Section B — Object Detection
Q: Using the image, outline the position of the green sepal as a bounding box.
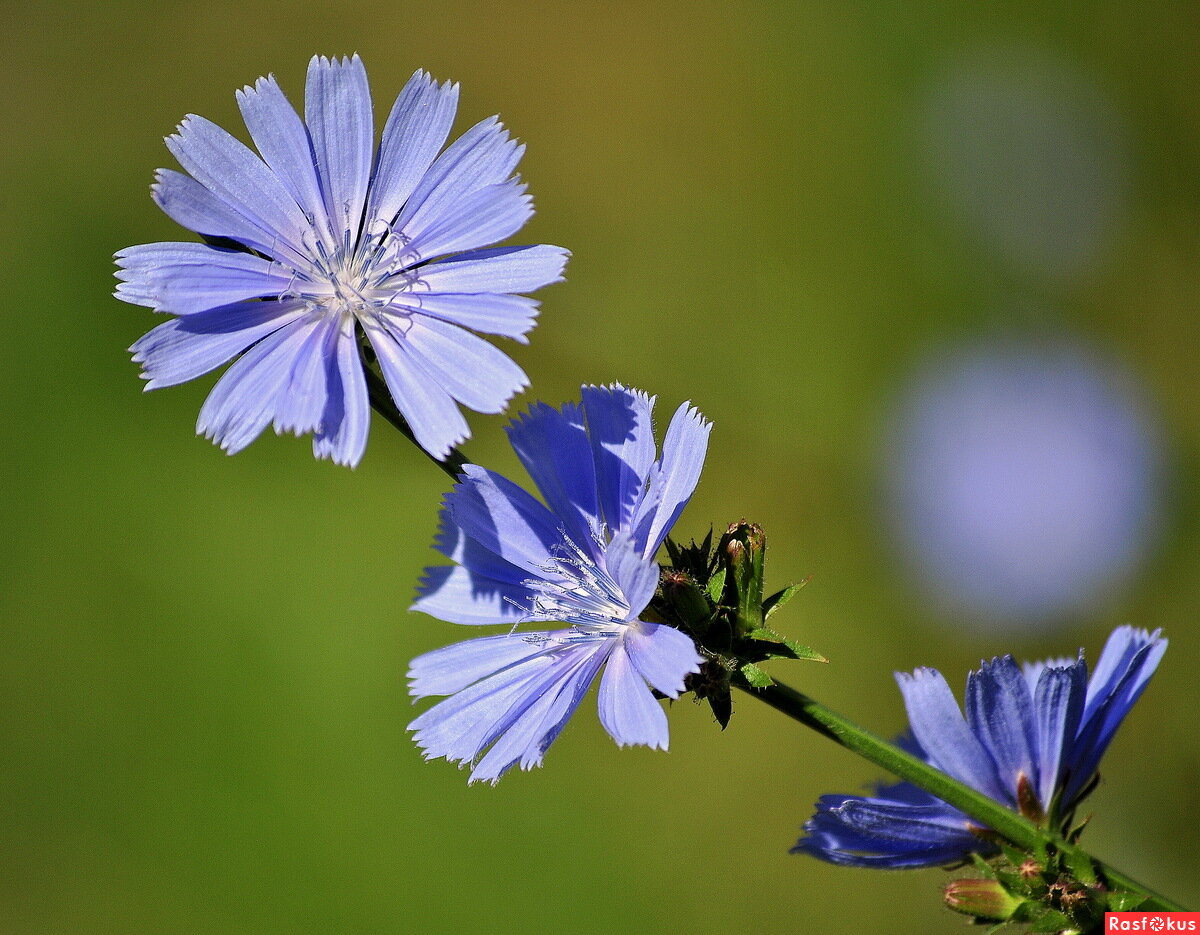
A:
[763,578,810,620]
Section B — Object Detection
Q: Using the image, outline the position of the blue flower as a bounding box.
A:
[115,55,568,466]
[407,385,711,784]
[794,625,1166,868]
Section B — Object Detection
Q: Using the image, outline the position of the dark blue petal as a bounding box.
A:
[794,789,988,868]
[1031,658,1086,810]
[897,668,1006,801]
[1065,626,1167,803]
[580,385,657,537]
[505,401,602,556]
[965,655,1038,805]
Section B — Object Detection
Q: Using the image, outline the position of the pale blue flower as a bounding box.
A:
[795,626,1166,868]
[408,385,711,783]
[116,55,568,466]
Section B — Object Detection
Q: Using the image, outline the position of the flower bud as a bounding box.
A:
[943,878,1022,921]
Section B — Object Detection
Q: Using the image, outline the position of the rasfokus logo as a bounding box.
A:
[1107,913,1200,931]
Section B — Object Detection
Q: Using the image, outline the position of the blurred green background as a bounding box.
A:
[3,2,1198,931]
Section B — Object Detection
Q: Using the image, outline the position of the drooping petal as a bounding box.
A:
[794,791,986,868]
[410,564,529,626]
[504,401,601,555]
[597,641,670,749]
[621,620,702,698]
[129,299,308,390]
[362,318,470,459]
[393,315,528,414]
[166,114,311,257]
[408,637,609,780]
[581,384,657,534]
[896,668,1006,801]
[401,292,539,342]
[470,641,610,783]
[114,242,299,314]
[408,630,560,697]
[631,400,712,556]
[311,318,370,467]
[235,74,333,251]
[1031,659,1086,810]
[415,244,569,294]
[965,656,1039,802]
[304,54,373,241]
[195,314,324,454]
[366,69,459,230]
[430,507,529,584]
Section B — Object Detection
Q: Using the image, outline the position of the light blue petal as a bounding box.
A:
[581,384,657,535]
[269,315,337,438]
[115,242,298,315]
[312,319,370,467]
[1031,660,1086,810]
[596,641,669,749]
[416,244,569,295]
[621,620,702,698]
[408,652,559,766]
[439,465,563,577]
[235,74,334,253]
[896,667,1006,801]
[392,181,533,267]
[151,169,310,268]
[395,116,523,238]
[166,114,310,258]
[403,292,539,342]
[393,315,528,414]
[366,69,459,231]
[631,400,712,557]
[470,642,610,783]
[129,300,307,390]
[362,318,470,459]
[965,656,1038,802]
[195,315,323,455]
[604,533,658,618]
[504,401,601,556]
[410,564,529,626]
[407,631,558,697]
[304,54,373,241]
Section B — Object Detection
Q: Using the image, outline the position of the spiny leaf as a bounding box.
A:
[740,662,774,688]
[763,577,810,619]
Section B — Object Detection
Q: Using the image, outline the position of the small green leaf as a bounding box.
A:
[1107,891,1148,912]
[746,627,784,643]
[706,566,726,603]
[763,578,810,619]
[1063,846,1097,885]
[783,638,826,662]
[740,662,774,688]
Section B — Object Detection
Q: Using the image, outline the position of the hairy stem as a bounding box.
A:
[741,679,1185,911]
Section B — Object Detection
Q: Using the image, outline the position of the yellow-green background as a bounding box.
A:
[3,2,1198,931]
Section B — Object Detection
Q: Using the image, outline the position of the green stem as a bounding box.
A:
[364,367,468,482]
[741,679,1186,911]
